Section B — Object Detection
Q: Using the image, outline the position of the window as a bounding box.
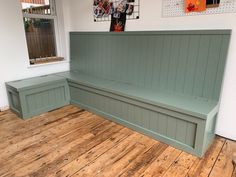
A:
[21,0,64,65]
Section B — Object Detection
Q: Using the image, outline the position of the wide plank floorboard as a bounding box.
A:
[0,105,235,177]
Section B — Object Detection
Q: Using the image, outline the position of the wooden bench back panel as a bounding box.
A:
[70,31,231,101]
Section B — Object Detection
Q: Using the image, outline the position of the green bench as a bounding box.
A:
[6,75,70,118]
[6,30,231,157]
[55,70,218,157]
[56,71,218,119]
[66,30,231,156]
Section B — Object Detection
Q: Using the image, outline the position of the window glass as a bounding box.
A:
[21,0,63,65]
[23,18,57,61]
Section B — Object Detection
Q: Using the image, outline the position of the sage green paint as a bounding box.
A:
[68,81,207,157]
[56,71,218,119]
[5,30,231,157]
[6,75,70,119]
[59,70,219,156]
[70,30,231,101]
[67,30,231,157]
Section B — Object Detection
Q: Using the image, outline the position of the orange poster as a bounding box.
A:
[185,0,206,13]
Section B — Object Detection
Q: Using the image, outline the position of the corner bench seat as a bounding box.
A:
[6,30,231,157]
[56,71,218,120]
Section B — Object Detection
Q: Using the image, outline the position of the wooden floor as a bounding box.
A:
[0,105,235,177]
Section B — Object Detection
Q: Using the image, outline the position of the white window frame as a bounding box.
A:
[22,0,64,65]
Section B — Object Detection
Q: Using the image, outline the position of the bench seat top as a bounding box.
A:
[56,71,218,120]
[6,75,66,91]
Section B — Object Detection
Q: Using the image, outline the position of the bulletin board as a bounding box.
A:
[162,0,236,17]
[93,0,140,22]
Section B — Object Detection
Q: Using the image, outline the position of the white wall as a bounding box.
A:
[67,0,236,140]
[0,0,71,110]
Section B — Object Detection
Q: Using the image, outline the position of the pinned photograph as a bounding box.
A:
[126,4,134,15]
[93,0,112,17]
[207,0,221,8]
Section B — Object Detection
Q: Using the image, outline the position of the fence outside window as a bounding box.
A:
[21,0,64,65]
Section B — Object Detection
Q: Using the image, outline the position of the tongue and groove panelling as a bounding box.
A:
[70,31,231,101]
[69,84,198,149]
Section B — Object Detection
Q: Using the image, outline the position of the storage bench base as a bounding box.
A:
[69,82,216,157]
[6,76,70,119]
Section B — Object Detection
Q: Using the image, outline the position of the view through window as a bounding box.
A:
[21,0,63,65]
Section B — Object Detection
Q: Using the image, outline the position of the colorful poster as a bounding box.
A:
[110,12,127,32]
[109,1,134,32]
[185,0,207,13]
[93,0,137,31]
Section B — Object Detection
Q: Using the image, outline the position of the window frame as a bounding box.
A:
[21,0,64,65]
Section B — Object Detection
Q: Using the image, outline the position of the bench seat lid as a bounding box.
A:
[6,75,66,91]
[57,71,218,119]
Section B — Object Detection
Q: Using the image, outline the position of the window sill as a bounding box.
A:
[27,60,69,68]
[30,57,64,65]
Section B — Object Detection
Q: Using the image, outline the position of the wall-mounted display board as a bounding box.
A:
[163,0,236,17]
[93,0,140,22]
